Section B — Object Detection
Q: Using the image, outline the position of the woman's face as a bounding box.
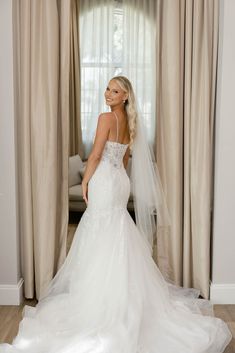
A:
[104,80,128,108]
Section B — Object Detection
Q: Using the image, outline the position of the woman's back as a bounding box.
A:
[107,111,130,145]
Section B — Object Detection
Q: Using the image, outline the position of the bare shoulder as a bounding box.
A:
[98,112,112,125]
[99,112,113,117]
[99,112,113,119]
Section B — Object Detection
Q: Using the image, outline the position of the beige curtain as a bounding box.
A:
[154,0,219,299]
[12,0,72,300]
[69,0,84,158]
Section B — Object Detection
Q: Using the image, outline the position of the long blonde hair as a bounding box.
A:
[110,75,137,149]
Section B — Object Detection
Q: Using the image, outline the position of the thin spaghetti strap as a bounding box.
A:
[113,111,119,142]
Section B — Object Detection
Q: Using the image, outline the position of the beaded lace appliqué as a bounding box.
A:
[100,111,129,168]
[100,141,128,168]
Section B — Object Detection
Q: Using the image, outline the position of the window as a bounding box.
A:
[79,0,156,157]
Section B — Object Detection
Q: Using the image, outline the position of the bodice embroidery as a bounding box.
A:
[100,141,128,168]
[100,111,129,168]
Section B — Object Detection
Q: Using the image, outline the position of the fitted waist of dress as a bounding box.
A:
[99,158,124,169]
[85,205,127,219]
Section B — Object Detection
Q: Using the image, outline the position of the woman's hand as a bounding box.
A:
[82,181,88,206]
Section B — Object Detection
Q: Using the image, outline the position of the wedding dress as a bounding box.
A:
[0,113,232,353]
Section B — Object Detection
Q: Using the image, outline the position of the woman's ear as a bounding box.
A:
[124,94,128,101]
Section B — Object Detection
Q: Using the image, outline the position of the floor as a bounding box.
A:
[0,298,234,351]
[0,212,234,352]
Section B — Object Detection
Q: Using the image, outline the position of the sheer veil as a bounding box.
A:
[130,104,172,279]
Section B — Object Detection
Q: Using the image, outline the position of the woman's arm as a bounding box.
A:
[82,114,110,204]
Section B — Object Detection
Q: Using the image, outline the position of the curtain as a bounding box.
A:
[12,0,71,300]
[69,0,84,158]
[154,0,219,299]
[79,0,157,158]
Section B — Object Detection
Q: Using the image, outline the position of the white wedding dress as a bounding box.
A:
[0,116,232,353]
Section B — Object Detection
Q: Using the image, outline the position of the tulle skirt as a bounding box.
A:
[0,206,232,352]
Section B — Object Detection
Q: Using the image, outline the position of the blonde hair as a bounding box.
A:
[110,75,137,149]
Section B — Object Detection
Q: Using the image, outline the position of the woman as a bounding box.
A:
[0,76,232,352]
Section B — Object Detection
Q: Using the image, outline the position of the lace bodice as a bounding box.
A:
[100,141,129,168]
[100,111,129,168]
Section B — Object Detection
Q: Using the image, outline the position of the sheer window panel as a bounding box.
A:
[79,0,157,158]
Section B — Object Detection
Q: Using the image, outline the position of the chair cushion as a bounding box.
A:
[69,184,83,201]
[69,154,84,187]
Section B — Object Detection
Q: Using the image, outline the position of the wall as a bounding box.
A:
[0,0,23,305]
[210,0,235,304]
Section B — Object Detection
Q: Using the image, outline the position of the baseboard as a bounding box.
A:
[210,281,235,304]
[1,279,234,305]
[0,277,24,305]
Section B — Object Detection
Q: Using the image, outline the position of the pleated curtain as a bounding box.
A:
[69,0,84,158]
[154,0,219,299]
[12,0,73,299]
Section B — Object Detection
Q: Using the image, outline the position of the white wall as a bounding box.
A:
[210,0,235,304]
[0,0,23,304]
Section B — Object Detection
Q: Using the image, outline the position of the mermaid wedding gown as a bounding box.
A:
[0,118,232,352]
